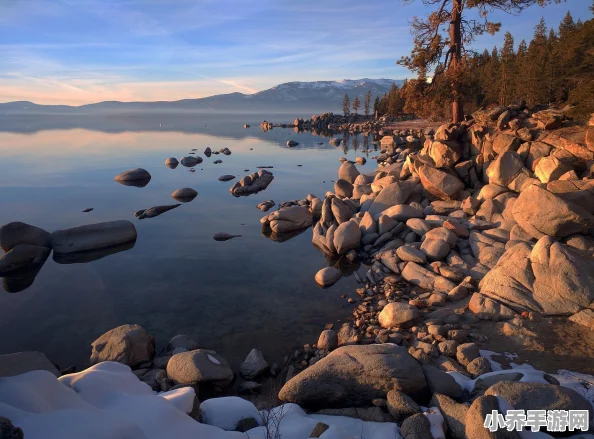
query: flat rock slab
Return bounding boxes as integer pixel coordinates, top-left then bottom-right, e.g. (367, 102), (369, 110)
(0, 351), (59, 377)
(51, 220), (137, 254)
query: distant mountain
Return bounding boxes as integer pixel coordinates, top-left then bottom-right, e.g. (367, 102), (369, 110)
(0, 79), (405, 115)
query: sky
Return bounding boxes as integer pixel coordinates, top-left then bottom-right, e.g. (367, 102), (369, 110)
(0, 0), (591, 105)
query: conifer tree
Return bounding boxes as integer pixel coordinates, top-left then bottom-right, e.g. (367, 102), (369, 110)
(352, 96), (361, 115)
(364, 90), (372, 116)
(398, 0), (560, 122)
(342, 93), (350, 116)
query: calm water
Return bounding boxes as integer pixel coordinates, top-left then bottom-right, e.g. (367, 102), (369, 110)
(0, 113), (379, 370)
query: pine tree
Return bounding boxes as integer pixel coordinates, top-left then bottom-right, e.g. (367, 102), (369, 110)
(387, 83), (403, 116)
(342, 93), (350, 116)
(499, 32), (516, 106)
(364, 90), (372, 116)
(398, 0), (561, 122)
(373, 96), (380, 116)
(352, 96), (360, 115)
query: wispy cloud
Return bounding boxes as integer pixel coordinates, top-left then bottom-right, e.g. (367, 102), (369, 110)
(0, 0), (590, 104)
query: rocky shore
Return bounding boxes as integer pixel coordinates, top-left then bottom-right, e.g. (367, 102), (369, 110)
(1, 104), (594, 438)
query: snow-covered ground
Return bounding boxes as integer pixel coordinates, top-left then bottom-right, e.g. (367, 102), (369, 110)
(1, 354), (593, 439)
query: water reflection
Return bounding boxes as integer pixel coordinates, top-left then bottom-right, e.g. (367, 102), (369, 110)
(0, 113), (373, 370)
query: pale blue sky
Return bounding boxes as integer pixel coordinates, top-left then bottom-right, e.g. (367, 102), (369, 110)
(0, 0), (591, 104)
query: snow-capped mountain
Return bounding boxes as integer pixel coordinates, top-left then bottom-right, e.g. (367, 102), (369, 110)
(0, 78), (405, 114)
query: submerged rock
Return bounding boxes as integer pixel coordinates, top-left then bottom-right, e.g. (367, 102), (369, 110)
(171, 188), (198, 202)
(0, 244), (50, 277)
(165, 157), (179, 168)
(218, 175), (236, 182)
(181, 156), (202, 167)
(213, 233), (241, 241)
(135, 205), (181, 220)
(114, 168), (151, 184)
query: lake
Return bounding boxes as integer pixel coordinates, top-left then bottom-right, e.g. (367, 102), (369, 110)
(0, 113), (380, 370)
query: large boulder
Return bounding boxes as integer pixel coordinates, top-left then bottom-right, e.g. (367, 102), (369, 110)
(378, 302), (419, 328)
(0, 222), (52, 252)
(547, 179), (594, 214)
(90, 324), (155, 367)
(367, 180), (418, 217)
(485, 151), (526, 188)
(267, 206), (313, 233)
(333, 220), (361, 255)
(278, 344), (427, 407)
(466, 395), (520, 439)
(426, 140), (462, 168)
(418, 165), (464, 200)
(484, 381), (593, 419)
(166, 349), (233, 385)
(469, 293), (516, 321)
(479, 236), (594, 315)
(51, 221), (137, 254)
(334, 179), (353, 198)
(338, 162), (360, 183)
(512, 184), (594, 238)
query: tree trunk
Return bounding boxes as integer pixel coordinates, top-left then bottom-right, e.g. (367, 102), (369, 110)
(449, 0), (464, 123)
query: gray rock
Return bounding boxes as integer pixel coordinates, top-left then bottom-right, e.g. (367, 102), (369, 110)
(114, 168), (151, 182)
(181, 156), (202, 167)
(334, 179), (354, 198)
(317, 330), (338, 351)
(0, 222), (52, 252)
(90, 324), (155, 367)
(378, 302), (419, 328)
(338, 162), (360, 183)
(315, 267), (342, 288)
(167, 335), (201, 352)
(400, 413), (433, 439)
(430, 394), (468, 439)
(135, 205), (181, 220)
(386, 389), (421, 423)
(218, 175), (236, 182)
(164, 157), (178, 168)
(466, 357), (492, 376)
(239, 348), (269, 380)
(238, 380), (262, 394)
(213, 233), (241, 241)
(422, 364), (462, 399)
(171, 188), (198, 202)
(466, 395), (519, 439)
(333, 220), (361, 255)
(166, 349), (233, 385)
(484, 381), (594, 417)
(0, 351), (60, 377)
(420, 238), (450, 261)
(0, 244), (51, 276)
(278, 344), (427, 407)
(456, 343), (480, 366)
(266, 205), (312, 233)
(51, 221), (137, 254)
(396, 246), (427, 264)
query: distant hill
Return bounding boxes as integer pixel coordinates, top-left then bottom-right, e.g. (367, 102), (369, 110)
(0, 78), (405, 115)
